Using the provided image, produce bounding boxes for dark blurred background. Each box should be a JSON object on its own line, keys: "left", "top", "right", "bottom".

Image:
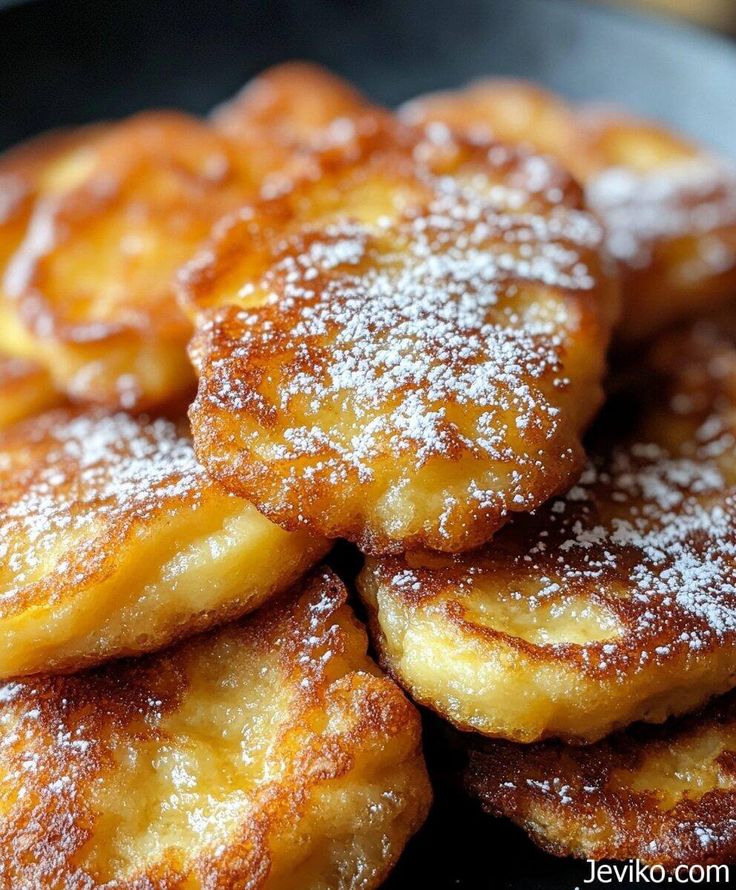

{"left": 2, "top": 0, "right": 736, "bottom": 156}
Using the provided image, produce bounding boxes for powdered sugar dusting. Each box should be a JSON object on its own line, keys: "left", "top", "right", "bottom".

{"left": 0, "top": 678, "right": 97, "bottom": 812}
{"left": 547, "top": 443, "right": 736, "bottom": 651}
{"left": 431, "top": 427, "right": 736, "bottom": 672}
{"left": 586, "top": 158, "right": 736, "bottom": 268}
{"left": 199, "top": 141, "right": 607, "bottom": 538}
{"left": 389, "top": 355, "right": 736, "bottom": 669}
{"left": 0, "top": 412, "right": 208, "bottom": 610}
{"left": 255, "top": 202, "right": 588, "bottom": 469}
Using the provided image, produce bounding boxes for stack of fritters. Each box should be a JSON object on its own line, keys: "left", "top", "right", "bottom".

{"left": 401, "top": 79, "right": 736, "bottom": 343}
{"left": 384, "top": 77, "right": 736, "bottom": 868}
{"left": 1, "top": 62, "right": 736, "bottom": 886}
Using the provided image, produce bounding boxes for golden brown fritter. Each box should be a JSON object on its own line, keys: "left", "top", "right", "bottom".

{"left": 0, "top": 408, "right": 329, "bottom": 678}
{"left": 0, "top": 568, "right": 431, "bottom": 889}
{"left": 400, "top": 79, "right": 736, "bottom": 343}
{"left": 0, "top": 112, "right": 260, "bottom": 410}
{"left": 0, "top": 125, "right": 108, "bottom": 271}
{"left": 181, "top": 119, "right": 617, "bottom": 554}
{"left": 211, "top": 62, "right": 383, "bottom": 177}
{"left": 400, "top": 78, "right": 577, "bottom": 165}
{"left": 0, "top": 128, "right": 110, "bottom": 396}
{"left": 358, "top": 312, "right": 736, "bottom": 743}
{"left": 463, "top": 688, "right": 736, "bottom": 868}
{"left": 0, "top": 135, "right": 69, "bottom": 428}
{"left": 0, "top": 355, "right": 62, "bottom": 428}
{"left": 577, "top": 110, "right": 736, "bottom": 343}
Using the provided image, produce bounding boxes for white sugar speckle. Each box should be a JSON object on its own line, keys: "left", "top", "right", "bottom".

{"left": 0, "top": 412, "right": 211, "bottom": 606}
{"left": 587, "top": 158, "right": 736, "bottom": 269}
{"left": 196, "top": 137, "right": 607, "bottom": 538}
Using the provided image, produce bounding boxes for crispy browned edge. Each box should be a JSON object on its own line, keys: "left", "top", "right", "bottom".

{"left": 183, "top": 119, "right": 616, "bottom": 554}
{"left": 462, "top": 688, "right": 736, "bottom": 868}
{"left": 0, "top": 567, "right": 431, "bottom": 887}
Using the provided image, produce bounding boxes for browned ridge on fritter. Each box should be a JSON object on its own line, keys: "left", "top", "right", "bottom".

{"left": 182, "top": 117, "right": 617, "bottom": 554}
{"left": 359, "top": 311, "right": 736, "bottom": 743}
{"left": 0, "top": 568, "right": 431, "bottom": 888}
{"left": 400, "top": 78, "right": 736, "bottom": 343}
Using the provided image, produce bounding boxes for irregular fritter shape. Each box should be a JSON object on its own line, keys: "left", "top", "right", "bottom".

{"left": 0, "top": 355, "right": 62, "bottom": 428}
{"left": 182, "top": 121, "right": 617, "bottom": 554}
{"left": 463, "top": 689, "right": 736, "bottom": 868}
{"left": 401, "top": 79, "right": 736, "bottom": 343}
{"left": 0, "top": 112, "right": 259, "bottom": 409}
{"left": 212, "top": 62, "right": 382, "bottom": 176}
{"left": 0, "top": 569, "right": 431, "bottom": 889}
{"left": 0, "top": 409, "right": 329, "bottom": 677}
{"left": 359, "top": 314, "right": 736, "bottom": 743}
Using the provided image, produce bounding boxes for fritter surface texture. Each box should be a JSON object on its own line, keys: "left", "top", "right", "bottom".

{"left": 0, "top": 409, "right": 329, "bottom": 677}
{"left": 0, "top": 112, "right": 259, "bottom": 409}
{"left": 401, "top": 79, "right": 736, "bottom": 342}
{"left": 0, "top": 569, "right": 431, "bottom": 889}
{"left": 463, "top": 688, "right": 736, "bottom": 868}
{"left": 211, "top": 62, "right": 381, "bottom": 177}
{"left": 359, "top": 313, "right": 736, "bottom": 742}
{"left": 400, "top": 79, "right": 576, "bottom": 165}
{"left": 0, "top": 355, "right": 62, "bottom": 428}
{"left": 182, "top": 121, "right": 617, "bottom": 554}
{"left": 0, "top": 125, "right": 108, "bottom": 273}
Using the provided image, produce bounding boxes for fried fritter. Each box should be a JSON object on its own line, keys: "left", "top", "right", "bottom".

{"left": 0, "top": 125, "right": 107, "bottom": 268}
{"left": 0, "top": 568, "right": 431, "bottom": 889}
{"left": 463, "top": 688, "right": 736, "bottom": 868}
{"left": 0, "top": 128, "right": 116, "bottom": 402}
{"left": 400, "top": 78, "right": 577, "bottom": 165}
{"left": 579, "top": 110, "right": 736, "bottom": 342}
{"left": 0, "top": 355, "right": 62, "bottom": 428}
{"left": 181, "top": 120, "right": 617, "bottom": 554}
{"left": 400, "top": 79, "right": 736, "bottom": 343}
{"left": 0, "top": 409, "right": 329, "bottom": 678}
{"left": 212, "top": 62, "right": 381, "bottom": 176}
{"left": 0, "top": 138, "right": 73, "bottom": 428}
{"left": 0, "top": 112, "right": 260, "bottom": 410}
{"left": 358, "top": 313, "right": 736, "bottom": 743}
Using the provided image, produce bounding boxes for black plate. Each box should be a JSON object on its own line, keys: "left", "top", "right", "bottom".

{"left": 2, "top": 1, "right": 735, "bottom": 887}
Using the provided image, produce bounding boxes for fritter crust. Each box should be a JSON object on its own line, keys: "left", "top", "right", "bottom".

{"left": 463, "top": 688, "right": 736, "bottom": 868}
{"left": 0, "top": 409, "right": 329, "bottom": 678}
{"left": 182, "top": 119, "right": 617, "bottom": 554}
{"left": 0, "top": 112, "right": 260, "bottom": 409}
{"left": 211, "top": 62, "right": 382, "bottom": 176}
{"left": 400, "top": 78, "right": 577, "bottom": 165}
{"left": 0, "top": 355, "right": 62, "bottom": 428}
{"left": 359, "top": 312, "right": 736, "bottom": 743}
{"left": 0, "top": 125, "right": 107, "bottom": 271}
{"left": 578, "top": 110, "right": 736, "bottom": 342}
{"left": 0, "top": 569, "right": 431, "bottom": 889}
{"left": 0, "top": 127, "right": 110, "bottom": 396}
{"left": 400, "top": 79, "right": 736, "bottom": 343}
